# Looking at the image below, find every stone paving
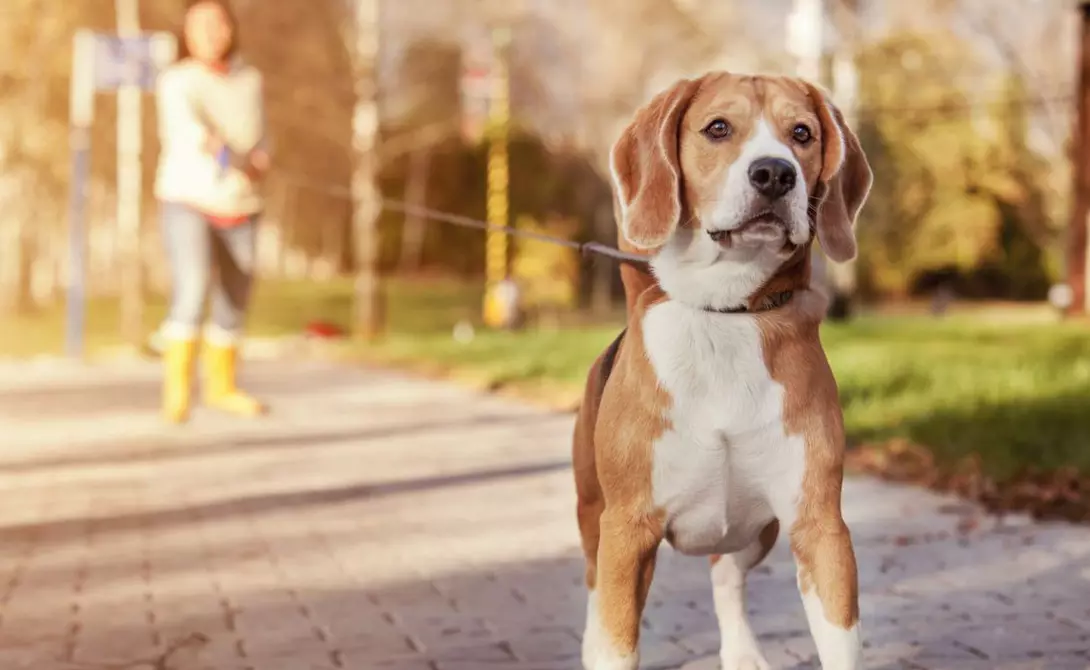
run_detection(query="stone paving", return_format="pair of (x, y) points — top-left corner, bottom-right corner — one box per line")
(0, 358), (1087, 670)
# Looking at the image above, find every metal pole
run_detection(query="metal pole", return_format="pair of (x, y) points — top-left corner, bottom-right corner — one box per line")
(1066, 1), (1090, 317)
(788, 0), (828, 294)
(482, 26), (512, 329)
(351, 0), (385, 339)
(789, 0), (824, 81)
(67, 30), (96, 360)
(116, 0), (144, 346)
(827, 0), (860, 320)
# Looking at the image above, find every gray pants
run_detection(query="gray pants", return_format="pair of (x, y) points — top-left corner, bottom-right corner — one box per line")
(159, 201), (258, 343)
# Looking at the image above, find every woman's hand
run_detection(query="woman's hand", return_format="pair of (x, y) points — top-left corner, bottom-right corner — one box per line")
(243, 148), (270, 182)
(203, 132), (223, 156)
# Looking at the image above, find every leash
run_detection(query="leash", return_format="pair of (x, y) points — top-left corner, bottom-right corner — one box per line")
(380, 200), (651, 269)
(381, 200), (799, 314)
(271, 172), (651, 269)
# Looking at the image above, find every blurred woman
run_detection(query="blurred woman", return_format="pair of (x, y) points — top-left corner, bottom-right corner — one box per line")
(154, 0), (269, 423)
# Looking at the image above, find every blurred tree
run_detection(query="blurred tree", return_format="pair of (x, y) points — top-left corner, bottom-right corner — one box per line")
(233, 0), (355, 275)
(957, 0), (1075, 163)
(385, 37), (462, 274)
(374, 25), (615, 284)
(576, 0), (725, 169)
(855, 29), (1052, 300)
(968, 73), (1053, 299)
(0, 0), (96, 315)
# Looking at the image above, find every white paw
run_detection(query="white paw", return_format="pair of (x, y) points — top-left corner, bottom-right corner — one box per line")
(720, 653), (771, 670)
(581, 635), (597, 670)
(582, 592), (637, 670)
(582, 594), (600, 669)
(593, 654), (639, 670)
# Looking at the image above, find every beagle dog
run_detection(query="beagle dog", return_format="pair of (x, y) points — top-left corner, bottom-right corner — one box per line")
(572, 72), (873, 670)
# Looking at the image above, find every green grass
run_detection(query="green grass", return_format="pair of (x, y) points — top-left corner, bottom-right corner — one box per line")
(0, 293), (171, 358)
(825, 316), (1090, 481)
(366, 304), (1090, 482)
(371, 324), (621, 394)
(4, 278), (1089, 483)
(0, 276), (483, 358)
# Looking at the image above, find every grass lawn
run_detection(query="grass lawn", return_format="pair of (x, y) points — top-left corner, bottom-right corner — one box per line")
(340, 279), (1090, 486)
(373, 309), (1090, 485)
(0, 276), (483, 358)
(825, 317), (1090, 482)
(4, 277), (1089, 489)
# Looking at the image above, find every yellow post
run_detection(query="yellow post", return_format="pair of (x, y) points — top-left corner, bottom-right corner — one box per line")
(482, 27), (513, 329)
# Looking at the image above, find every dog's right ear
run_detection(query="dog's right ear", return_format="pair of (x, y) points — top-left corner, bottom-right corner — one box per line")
(609, 78), (703, 250)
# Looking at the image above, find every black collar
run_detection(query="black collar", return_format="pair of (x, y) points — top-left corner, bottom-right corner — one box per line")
(704, 289), (795, 314)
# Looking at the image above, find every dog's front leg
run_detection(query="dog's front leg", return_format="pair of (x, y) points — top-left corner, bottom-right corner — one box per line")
(781, 435), (862, 668)
(790, 511), (862, 669)
(584, 508), (661, 670)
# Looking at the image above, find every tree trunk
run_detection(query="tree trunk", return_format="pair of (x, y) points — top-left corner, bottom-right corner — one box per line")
(278, 186), (296, 278)
(591, 203), (614, 317)
(398, 146), (432, 273)
(0, 217), (35, 316)
(349, 0), (384, 339)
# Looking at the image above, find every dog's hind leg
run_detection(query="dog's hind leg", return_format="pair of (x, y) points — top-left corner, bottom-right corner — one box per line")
(575, 445), (605, 670)
(710, 520), (779, 670)
(573, 352), (608, 669)
(574, 329), (633, 669)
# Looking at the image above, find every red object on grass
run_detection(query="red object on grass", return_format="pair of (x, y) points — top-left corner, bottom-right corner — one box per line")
(304, 321), (345, 339)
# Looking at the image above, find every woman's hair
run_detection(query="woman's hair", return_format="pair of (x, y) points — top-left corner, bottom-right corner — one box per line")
(174, 0), (240, 62)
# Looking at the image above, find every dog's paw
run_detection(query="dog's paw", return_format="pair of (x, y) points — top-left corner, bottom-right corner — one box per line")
(720, 654), (771, 670)
(581, 639), (595, 670)
(592, 656), (638, 670)
(583, 639), (637, 670)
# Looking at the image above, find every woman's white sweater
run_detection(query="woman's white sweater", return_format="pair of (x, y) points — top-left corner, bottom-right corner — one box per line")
(154, 58), (265, 217)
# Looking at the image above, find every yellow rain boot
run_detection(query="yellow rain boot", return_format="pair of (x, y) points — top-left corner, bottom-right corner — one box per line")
(202, 341), (266, 417)
(162, 338), (197, 424)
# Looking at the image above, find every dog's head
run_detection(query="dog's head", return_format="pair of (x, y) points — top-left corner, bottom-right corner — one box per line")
(610, 72), (872, 311)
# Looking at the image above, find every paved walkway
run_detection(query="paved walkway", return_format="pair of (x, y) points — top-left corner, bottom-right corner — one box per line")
(0, 358), (1087, 670)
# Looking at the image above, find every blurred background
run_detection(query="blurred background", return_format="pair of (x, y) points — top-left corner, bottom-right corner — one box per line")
(1, 0), (1089, 517)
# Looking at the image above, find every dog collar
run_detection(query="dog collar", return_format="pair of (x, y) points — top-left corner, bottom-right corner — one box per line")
(705, 289), (795, 314)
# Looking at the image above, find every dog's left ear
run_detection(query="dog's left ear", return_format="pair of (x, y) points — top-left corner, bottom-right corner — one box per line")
(805, 83), (873, 263)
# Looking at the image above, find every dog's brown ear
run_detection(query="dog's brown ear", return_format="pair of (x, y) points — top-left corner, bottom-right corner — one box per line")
(805, 83), (872, 263)
(609, 78), (703, 250)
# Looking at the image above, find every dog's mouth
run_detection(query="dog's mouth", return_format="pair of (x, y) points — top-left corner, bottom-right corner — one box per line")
(707, 211), (789, 248)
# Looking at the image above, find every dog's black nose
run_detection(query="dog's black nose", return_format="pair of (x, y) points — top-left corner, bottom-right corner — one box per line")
(748, 157), (797, 200)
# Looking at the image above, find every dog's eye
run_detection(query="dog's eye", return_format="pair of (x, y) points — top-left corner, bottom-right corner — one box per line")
(701, 118), (732, 141)
(792, 124), (813, 144)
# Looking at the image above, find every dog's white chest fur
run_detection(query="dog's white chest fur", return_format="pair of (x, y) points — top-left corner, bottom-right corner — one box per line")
(642, 300), (804, 556)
